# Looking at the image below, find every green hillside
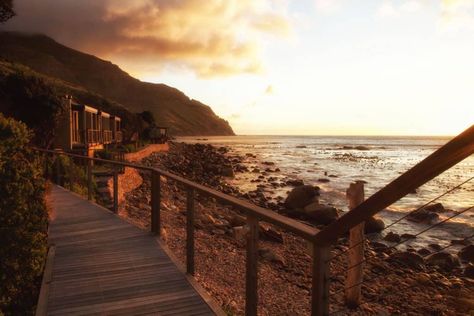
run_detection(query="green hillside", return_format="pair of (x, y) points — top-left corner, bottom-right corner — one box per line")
(0, 32), (234, 136)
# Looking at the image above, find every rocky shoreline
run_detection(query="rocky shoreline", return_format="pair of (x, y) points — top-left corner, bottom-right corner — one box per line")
(119, 142), (473, 315)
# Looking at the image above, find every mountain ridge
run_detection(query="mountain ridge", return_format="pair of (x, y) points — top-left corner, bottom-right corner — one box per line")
(0, 31), (235, 136)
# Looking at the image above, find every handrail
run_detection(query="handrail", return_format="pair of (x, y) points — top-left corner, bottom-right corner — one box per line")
(314, 124), (474, 245)
(33, 147), (319, 241)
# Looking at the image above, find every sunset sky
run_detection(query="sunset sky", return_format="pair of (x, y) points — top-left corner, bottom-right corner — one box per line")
(3, 0), (474, 135)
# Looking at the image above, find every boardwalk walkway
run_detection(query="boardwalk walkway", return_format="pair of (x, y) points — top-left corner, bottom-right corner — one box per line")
(39, 185), (217, 316)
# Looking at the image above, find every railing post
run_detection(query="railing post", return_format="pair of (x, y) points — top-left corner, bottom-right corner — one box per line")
(186, 187), (195, 275)
(151, 171), (161, 235)
(87, 159), (93, 201)
(113, 166), (119, 213)
(345, 181), (365, 307)
(55, 156), (61, 185)
(311, 243), (330, 316)
(245, 215), (259, 316)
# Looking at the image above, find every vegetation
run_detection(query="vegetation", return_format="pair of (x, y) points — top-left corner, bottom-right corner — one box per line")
(0, 0), (15, 23)
(0, 114), (48, 315)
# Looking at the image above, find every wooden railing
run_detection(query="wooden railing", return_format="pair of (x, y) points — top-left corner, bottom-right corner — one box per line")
(35, 147), (319, 316)
(115, 131), (123, 143)
(86, 129), (101, 144)
(34, 124), (474, 315)
(103, 130), (113, 144)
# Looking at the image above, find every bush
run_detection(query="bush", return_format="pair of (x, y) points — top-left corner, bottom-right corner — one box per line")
(0, 114), (48, 315)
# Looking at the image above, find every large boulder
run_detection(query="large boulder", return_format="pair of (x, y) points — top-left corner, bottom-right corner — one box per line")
(459, 245), (474, 263)
(365, 216), (385, 233)
(426, 252), (461, 271)
(304, 202), (339, 224)
(407, 208), (440, 224)
(284, 185), (319, 209)
(389, 251), (425, 270)
(221, 165), (235, 178)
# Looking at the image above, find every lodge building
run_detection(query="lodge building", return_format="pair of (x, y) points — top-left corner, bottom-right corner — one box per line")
(55, 96), (122, 156)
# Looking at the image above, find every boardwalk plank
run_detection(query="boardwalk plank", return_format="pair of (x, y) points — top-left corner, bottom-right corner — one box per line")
(45, 185), (216, 316)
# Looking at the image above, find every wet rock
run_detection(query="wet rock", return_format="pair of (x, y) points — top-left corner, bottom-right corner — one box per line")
(459, 245), (474, 263)
(262, 161), (275, 166)
(429, 243), (442, 251)
(317, 178), (330, 183)
(286, 179), (304, 187)
(401, 233), (416, 240)
(355, 145), (370, 151)
(389, 251), (425, 270)
(424, 203), (447, 213)
(407, 208), (439, 224)
(384, 232), (401, 243)
(365, 216), (385, 233)
(284, 185), (319, 209)
(426, 252), (461, 271)
(296, 145), (307, 148)
(417, 248), (431, 256)
(304, 203), (339, 224)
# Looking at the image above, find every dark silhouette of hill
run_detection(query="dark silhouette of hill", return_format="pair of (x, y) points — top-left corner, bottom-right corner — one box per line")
(0, 32), (235, 136)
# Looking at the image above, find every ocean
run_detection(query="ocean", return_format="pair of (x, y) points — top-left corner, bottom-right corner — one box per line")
(177, 135), (473, 250)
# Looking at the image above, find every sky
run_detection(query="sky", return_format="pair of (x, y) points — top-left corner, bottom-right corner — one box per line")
(2, 0), (474, 136)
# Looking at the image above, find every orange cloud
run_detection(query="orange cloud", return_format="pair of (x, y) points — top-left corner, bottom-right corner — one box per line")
(2, 0), (292, 77)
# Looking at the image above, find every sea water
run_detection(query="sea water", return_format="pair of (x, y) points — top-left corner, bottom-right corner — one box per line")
(177, 135), (474, 250)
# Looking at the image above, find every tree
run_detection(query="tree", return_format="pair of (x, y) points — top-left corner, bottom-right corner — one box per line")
(0, 0), (15, 23)
(140, 110), (156, 126)
(0, 114), (48, 315)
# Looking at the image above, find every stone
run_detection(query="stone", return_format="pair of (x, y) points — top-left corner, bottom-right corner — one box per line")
(284, 185), (319, 209)
(258, 248), (286, 266)
(364, 216), (385, 233)
(424, 203), (446, 213)
(389, 251), (425, 270)
(426, 252), (461, 271)
(286, 179), (304, 187)
(221, 165), (235, 178)
(260, 226), (284, 243)
(459, 245), (474, 263)
(407, 208), (439, 224)
(384, 232), (401, 243)
(417, 248), (431, 256)
(464, 263), (474, 278)
(303, 202), (339, 224)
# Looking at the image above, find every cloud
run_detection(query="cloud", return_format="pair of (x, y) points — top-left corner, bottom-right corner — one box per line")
(265, 84), (274, 94)
(2, 0), (292, 78)
(439, 0), (474, 31)
(375, 0), (423, 18)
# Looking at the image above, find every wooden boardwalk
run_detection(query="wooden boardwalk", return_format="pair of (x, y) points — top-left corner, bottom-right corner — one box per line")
(39, 185), (217, 316)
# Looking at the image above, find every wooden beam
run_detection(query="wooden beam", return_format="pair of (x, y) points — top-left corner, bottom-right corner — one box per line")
(345, 182), (365, 307)
(245, 215), (259, 316)
(311, 244), (330, 316)
(315, 124), (474, 245)
(151, 171), (161, 235)
(186, 188), (195, 275)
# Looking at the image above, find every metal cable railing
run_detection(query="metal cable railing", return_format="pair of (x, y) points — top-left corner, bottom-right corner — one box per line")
(328, 175), (474, 262)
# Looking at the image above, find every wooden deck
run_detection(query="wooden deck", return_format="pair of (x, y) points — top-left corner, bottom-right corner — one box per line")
(39, 185), (217, 316)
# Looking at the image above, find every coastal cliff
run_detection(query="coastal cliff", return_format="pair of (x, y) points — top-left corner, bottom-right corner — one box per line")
(0, 32), (235, 136)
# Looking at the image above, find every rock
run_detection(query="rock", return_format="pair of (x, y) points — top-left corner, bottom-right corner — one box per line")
(233, 226), (249, 241)
(401, 233), (416, 240)
(286, 179), (304, 187)
(407, 208), (439, 224)
(304, 202), (339, 224)
(424, 203), (446, 213)
(459, 245), (474, 263)
(260, 226), (284, 243)
(296, 145), (307, 148)
(389, 251), (425, 270)
(221, 165), (235, 178)
(229, 214), (247, 227)
(364, 216), (385, 233)
(284, 185), (319, 209)
(317, 178), (330, 183)
(417, 248), (431, 256)
(262, 161), (275, 166)
(464, 263), (474, 278)
(429, 243), (442, 251)
(355, 145), (370, 151)
(384, 232), (401, 243)
(426, 252), (461, 271)
(258, 248), (286, 266)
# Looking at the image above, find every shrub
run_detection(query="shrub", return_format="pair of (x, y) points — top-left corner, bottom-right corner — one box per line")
(0, 114), (48, 315)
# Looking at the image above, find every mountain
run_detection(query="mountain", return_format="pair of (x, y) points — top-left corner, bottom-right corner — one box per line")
(0, 32), (234, 136)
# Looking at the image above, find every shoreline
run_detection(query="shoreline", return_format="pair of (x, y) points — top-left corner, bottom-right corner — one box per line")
(118, 141), (473, 315)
